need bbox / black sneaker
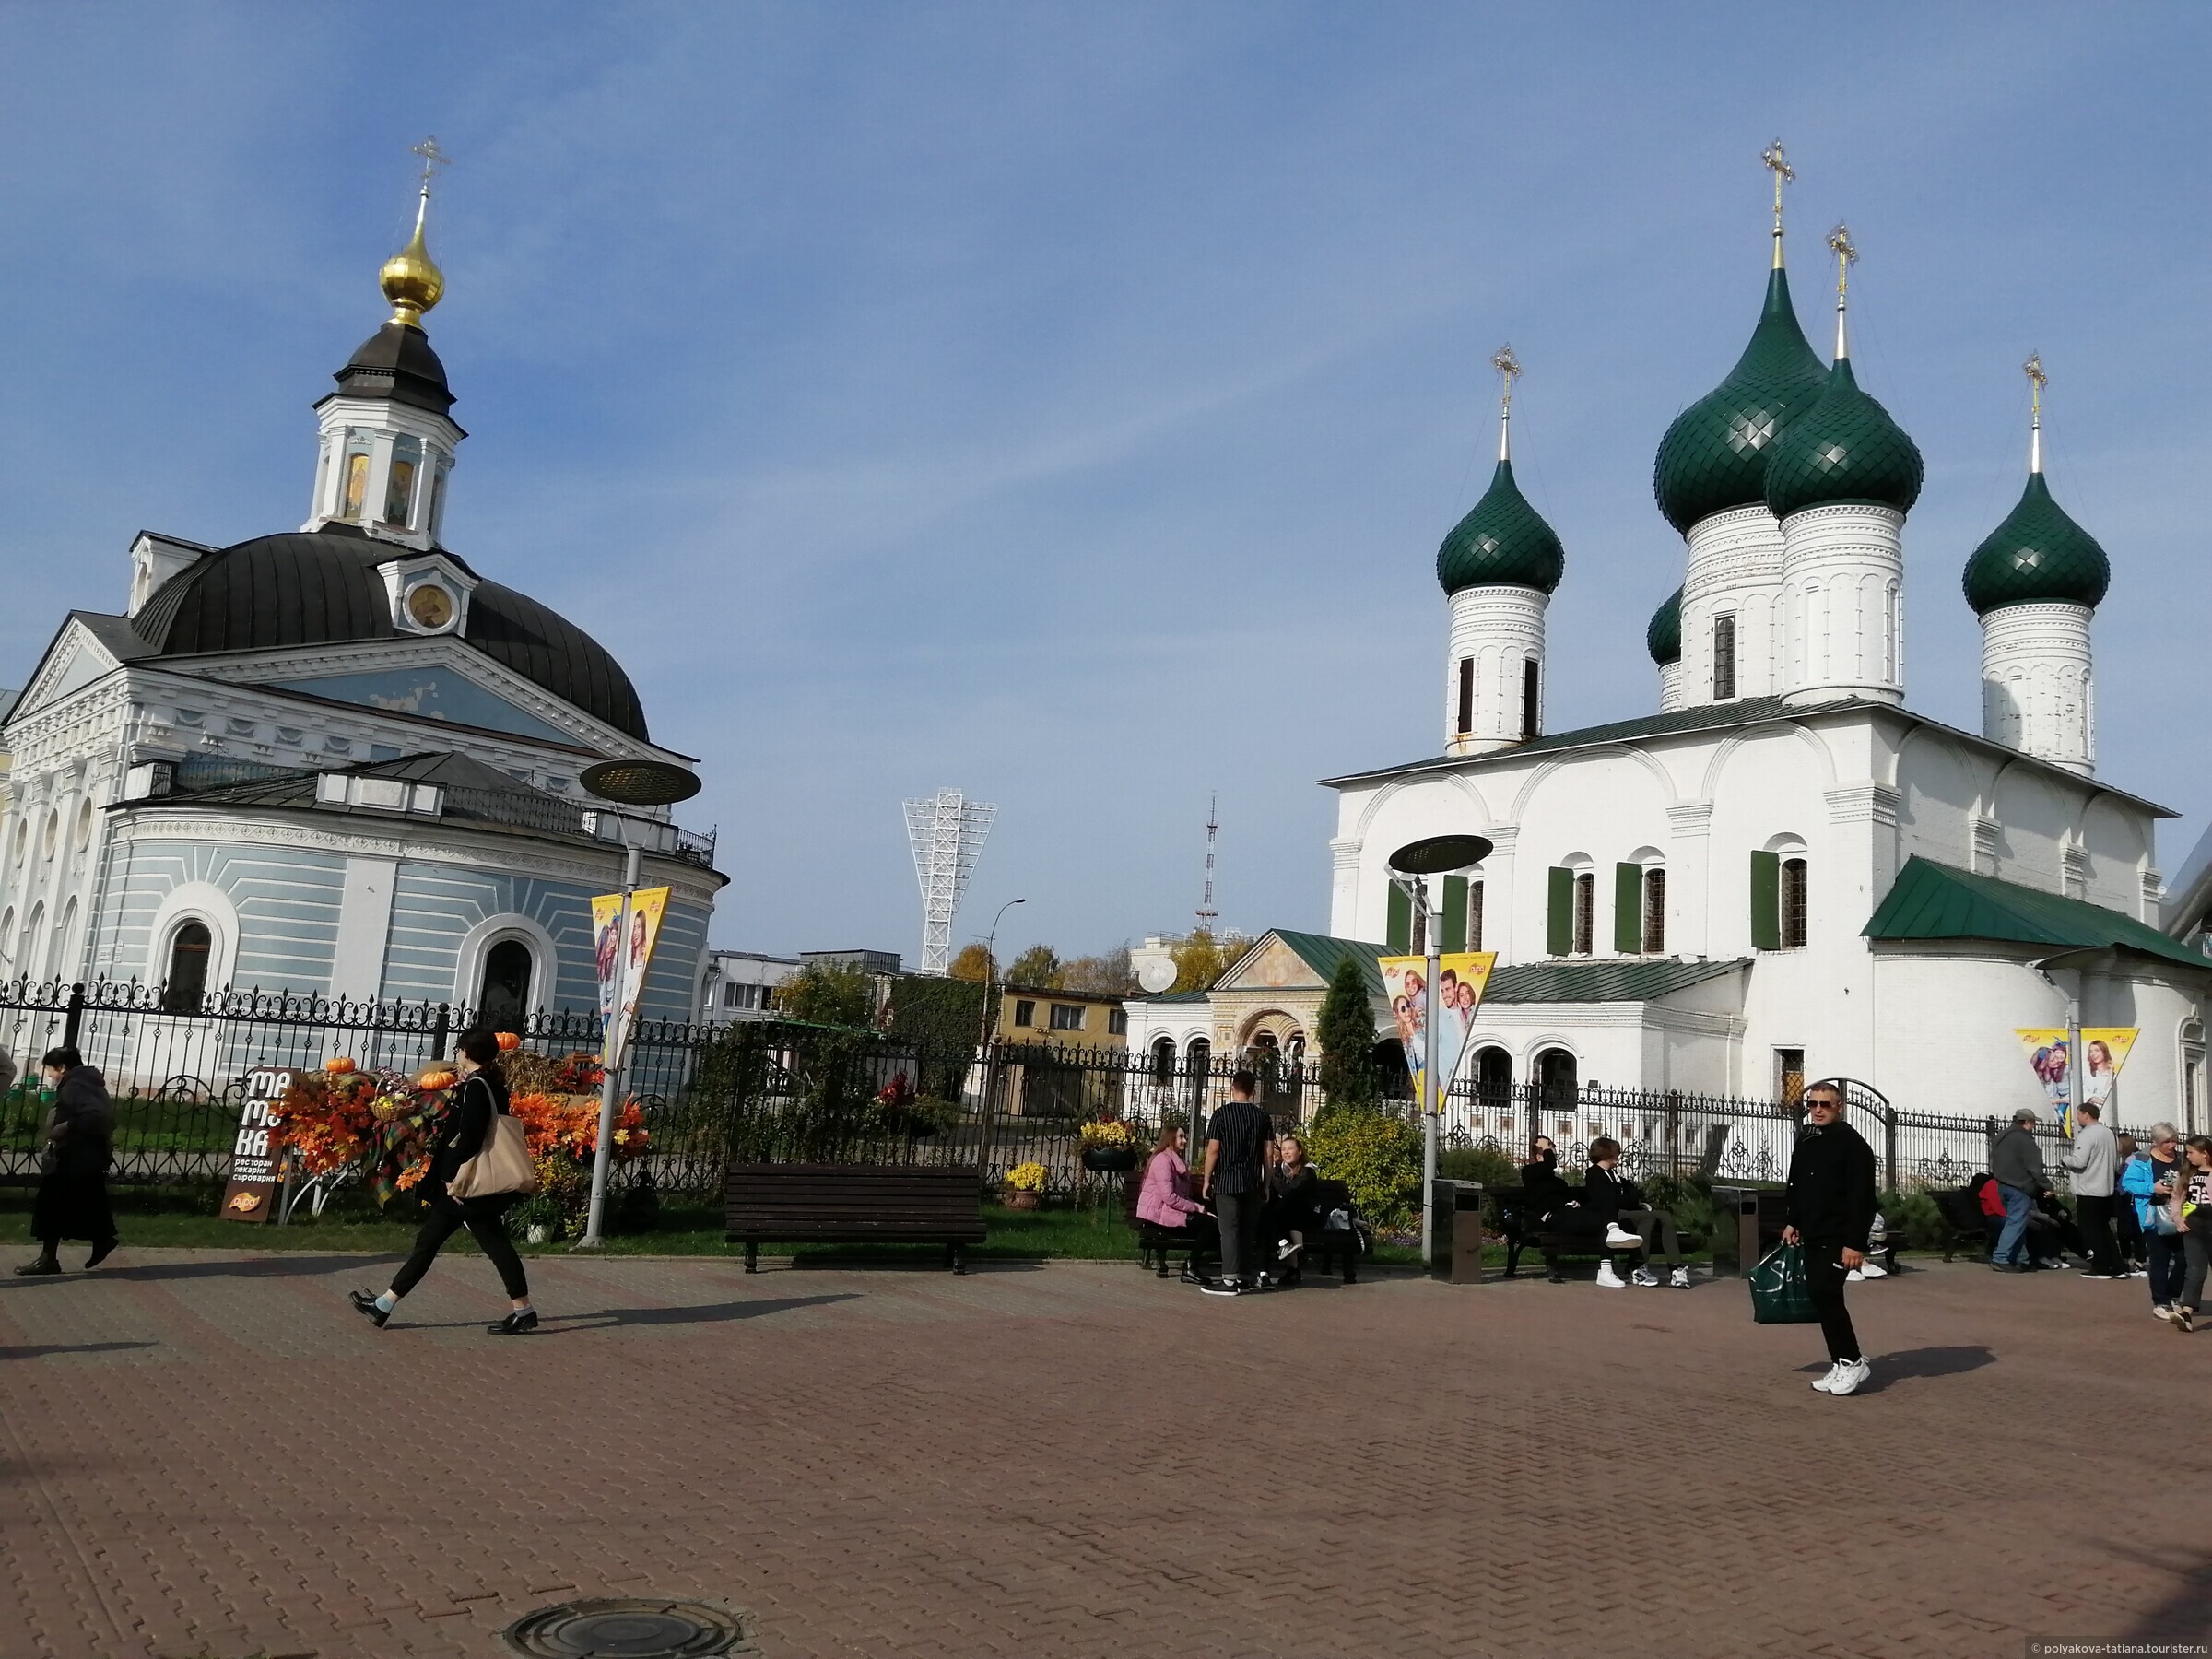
[1178,1268,1213,1287]
[13,1256,61,1277]
[84,1238,118,1270]
[489,1309,539,1335]
[348,1289,392,1328]
[1199,1280,1243,1298]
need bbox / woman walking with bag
[350,1030,538,1334]
[14,1046,119,1276]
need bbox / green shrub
[1879,1188,1947,1251]
[1304,1103,1423,1230]
[1437,1145,1519,1190]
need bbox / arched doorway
[477,938,534,1033]
[1535,1046,1578,1111]
[1372,1037,1411,1100]
[1475,1045,1512,1107]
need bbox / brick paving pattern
[1,1248,2208,1659]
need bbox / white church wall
[2077,796,2153,920]
[98,840,348,992]
[1701,726,1831,959]
[1511,750,1674,959]
[1893,728,1983,874]
[1988,764,2076,895]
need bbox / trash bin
[1430,1180,1488,1284]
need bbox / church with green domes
[1129,161,2211,1135]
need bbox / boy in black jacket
[1783,1080,1878,1396]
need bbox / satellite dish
[580,759,702,806]
[1387,833,1493,876]
[1136,958,1178,994]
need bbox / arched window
[1642,865,1667,953]
[477,938,535,1032]
[1186,1037,1212,1112]
[1573,869,1595,956]
[1475,1045,1512,1108]
[163,921,211,1013]
[340,450,371,521]
[1712,613,1737,700]
[1536,1047,1578,1110]
[1150,1036,1175,1084]
[1780,857,1809,948]
[383,435,422,527]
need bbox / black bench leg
[949,1242,966,1276]
[744,1240,758,1274]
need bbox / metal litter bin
[1430,1180,1488,1283]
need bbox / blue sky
[4,5,2208,962]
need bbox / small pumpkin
[325,1056,358,1077]
[496,1031,522,1052]
[418,1068,459,1091]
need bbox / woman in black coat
[349,1030,537,1334]
[15,1046,119,1276]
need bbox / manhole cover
[502,1598,754,1658]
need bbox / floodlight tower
[903,788,997,976]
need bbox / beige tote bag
[445,1090,537,1201]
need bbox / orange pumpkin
[419,1068,459,1091]
[496,1031,521,1052]
[326,1056,357,1077]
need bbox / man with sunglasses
[1783,1080,1878,1397]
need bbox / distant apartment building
[699,949,800,1024]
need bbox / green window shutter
[1441,876,1467,953]
[1750,850,1781,951]
[1614,863,1643,954]
[1386,882,1411,954]
[1546,866,1573,956]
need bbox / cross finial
[411,135,452,197]
[1826,222,1857,358]
[1762,139,1794,266]
[1491,345,1521,463]
[2025,351,2047,472]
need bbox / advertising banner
[2014,1027,2138,1135]
[1380,952,1498,1109]
[594,886,672,1067]
[220,1065,295,1223]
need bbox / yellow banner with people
[2014,1027,2137,1136]
[1380,952,1497,1109]
[593,886,671,1066]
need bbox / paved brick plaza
[1,1249,2207,1659]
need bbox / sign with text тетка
[220,1067,293,1223]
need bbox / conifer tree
[1315,955,1380,1109]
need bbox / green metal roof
[1653,266,1828,534]
[1646,585,1682,665]
[1483,957,1747,1004]
[1269,929,1394,998]
[1437,459,1565,595]
[1761,355,1924,520]
[1962,471,2110,615]
[1864,857,2207,971]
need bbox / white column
[1778,503,1905,706]
[329,855,399,1001]
[1328,837,1362,939]
[1980,602,2093,775]
[1656,660,1684,714]
[1444,586,1547,753]
[1665,801,1714,959]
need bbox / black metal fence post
[62,982,86,1051]
[431,1002,451,1061]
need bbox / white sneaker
[1810,1361,1843,1393]
[2155,1304,2176,1321]
[1846,1268,1865,1283]
[1826,1358,1871,1396]
[1594,1261,1628,1288]
[1856,1261,1888,1279]
[1630,1266,1661,1287]
[1669,1265,1691,1288]
[1604,1224,1641,1248]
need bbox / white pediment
[10,619,122,723]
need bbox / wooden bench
[1118,1171,1364,1285]
[1488,1187,1644,1281]
[1932,1188,1994,1262]
[1119,1171,1215,1278]
[724,1162,986,1274]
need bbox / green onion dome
[1653,268,1828,535]
[1962,472,2109,615]
[1437,458,1565,594]
[1761,355,1924,520]
[1647,585,1682,665]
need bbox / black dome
[130,528,647,739]
[322,321,457,419]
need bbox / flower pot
[1004,1189,1042,1211]
[1081,1147,1138,1174]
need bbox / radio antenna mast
[902,788,995,975]
[1194,794,1219,933]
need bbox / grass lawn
[0,1188,1430,1268]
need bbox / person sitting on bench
[1262,1134,1321,1271]
[1582,1136,1690,1289]
[1524,1135,1643,1287]
[1137,1124,1217,1284]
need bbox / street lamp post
[972,898,1027,1183]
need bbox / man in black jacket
[1783,1080,1878,1396]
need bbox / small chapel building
[0,173,723,1030]
[1129,187,2211,1130]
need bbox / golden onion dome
[379,194,445,327]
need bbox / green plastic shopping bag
[1748,1241,1819,1324]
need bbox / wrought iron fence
[0,981,2081,1208]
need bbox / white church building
[1131,194,2211,1130]
[0,174,723,1030]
